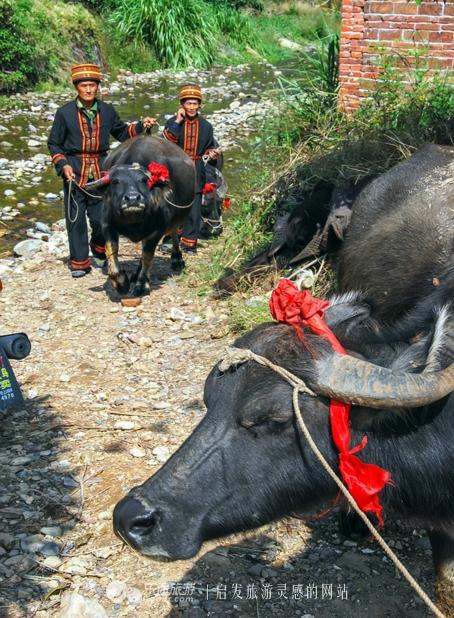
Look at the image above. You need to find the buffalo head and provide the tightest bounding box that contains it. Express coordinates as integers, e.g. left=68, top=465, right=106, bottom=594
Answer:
left=113, top=299, right=453, bottom=560
left=86, top=163, right=170, bottom=225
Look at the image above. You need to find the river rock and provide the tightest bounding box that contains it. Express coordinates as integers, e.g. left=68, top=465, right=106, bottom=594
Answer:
left=27, top=139, right=41, bottom=147
left=58, top=591, right=108, bottom=618
left=4, top=189, right=15, bottom=197
left=13, top=239, right=44, bottom=257
left=45, top=193, right=59, bottom=201
left=278, top=37, right=304, bottom=51
left=106, top=579, right=127, bottom=601
left=36, top=222, right=52, bottom=234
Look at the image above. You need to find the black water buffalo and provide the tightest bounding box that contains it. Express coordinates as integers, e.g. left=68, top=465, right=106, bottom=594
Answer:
left=338, top=144, right=454, bottom=320
left=113, top=144, right=454, bottom=615
left=86, top=135, right=195, bottom=296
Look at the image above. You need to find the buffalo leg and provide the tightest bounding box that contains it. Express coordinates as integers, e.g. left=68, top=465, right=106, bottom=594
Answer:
left=131, top=234, right=160, bottom=297
left=429, top=527, right=454, bottom=617
left=170, top=229, right=185, bottom=272
left=104, top=230, right=129, bottom=295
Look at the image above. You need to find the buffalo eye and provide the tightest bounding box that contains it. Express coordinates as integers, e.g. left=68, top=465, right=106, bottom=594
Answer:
left=111, top=178, right=121, bottom=186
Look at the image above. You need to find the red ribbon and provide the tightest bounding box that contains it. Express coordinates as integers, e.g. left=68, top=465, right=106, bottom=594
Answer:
left=202, top=182, right=217, bottom=194
left=146, top=162, right=170, bottom=189
left=269, top=278, right=392, bottom=526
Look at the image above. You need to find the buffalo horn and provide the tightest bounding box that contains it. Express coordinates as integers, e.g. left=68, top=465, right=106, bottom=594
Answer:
left=85, top=176, right=109, bottom=190
left=312, top=354, right=454, bottom=409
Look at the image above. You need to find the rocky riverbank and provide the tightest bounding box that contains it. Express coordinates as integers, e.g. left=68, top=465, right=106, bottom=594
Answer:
left=0, top=62, right=281, bottom=254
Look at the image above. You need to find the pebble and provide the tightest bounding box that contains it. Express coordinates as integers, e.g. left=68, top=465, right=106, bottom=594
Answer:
left=58, top=591, right=108, bottom=618
left=152, top=446, right=170, bottom=462
left=106, top=579, right=127, bottom=601
left=42, top=555, right=62, bottom=568
left=129, top=447, right=146, bottom=458
left=4, top=189, right=15, bottom=196
left=39, top=541, right=61, bottom=556
left=114, top=420, right=135, bottom=430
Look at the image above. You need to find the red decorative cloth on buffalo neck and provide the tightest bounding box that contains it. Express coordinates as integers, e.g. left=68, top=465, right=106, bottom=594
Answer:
left=147, top=162, right=170, bottom=189
left=202, top=182, right=217, bottom=194
left=269, top=278, right=392, bottom=526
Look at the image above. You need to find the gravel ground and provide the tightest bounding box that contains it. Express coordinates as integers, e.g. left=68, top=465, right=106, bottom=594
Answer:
left=0, top=238, right=438, bottom=618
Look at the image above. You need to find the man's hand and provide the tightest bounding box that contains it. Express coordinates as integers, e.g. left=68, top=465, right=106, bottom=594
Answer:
left=63, top=164, right=75, bottom=182
left=142, top=117, right=157, bottom=129
left=175, top=108, right=186, bottom=124
left=205, top=148, right=220, bottom=160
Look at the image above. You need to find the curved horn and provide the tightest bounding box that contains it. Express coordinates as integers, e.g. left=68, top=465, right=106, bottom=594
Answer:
left=85, top=174, right=110, bottom=190
left=312, top=354, right=454, bottom=409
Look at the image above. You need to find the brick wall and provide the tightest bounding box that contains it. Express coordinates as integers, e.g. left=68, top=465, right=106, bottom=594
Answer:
left=338, top=0, right=454, bottom=113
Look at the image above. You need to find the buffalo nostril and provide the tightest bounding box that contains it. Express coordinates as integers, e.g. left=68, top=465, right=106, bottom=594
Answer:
left=130, top=509, right=162, bottom=537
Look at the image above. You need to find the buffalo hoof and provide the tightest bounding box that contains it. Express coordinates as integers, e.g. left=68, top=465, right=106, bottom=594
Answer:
left=113, top=272, right=130, bottom=295
left=131, top=281, right=146, bottom=297
left=171, top=256, right=185, bottom=272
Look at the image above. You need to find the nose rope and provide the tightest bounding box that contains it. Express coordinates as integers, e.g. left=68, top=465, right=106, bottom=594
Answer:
left=219, top=347, right=446, bottom=618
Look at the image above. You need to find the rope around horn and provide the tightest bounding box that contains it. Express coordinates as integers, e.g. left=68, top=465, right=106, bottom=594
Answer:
left=220, top=347, right=446, bottom=618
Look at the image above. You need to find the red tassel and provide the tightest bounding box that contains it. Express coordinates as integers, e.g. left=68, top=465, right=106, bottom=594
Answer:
left=269, top=278, right=392, bottom=526
left=146, top=162, right=170, bottom=189
left=202, top=182, right=217, bottom=194
left=223, top=197, right=231, bottom=209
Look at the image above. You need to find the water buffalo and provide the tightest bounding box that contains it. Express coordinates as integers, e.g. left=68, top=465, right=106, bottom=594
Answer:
left=338, top=144, right=454, bottom=320
left=86, top=135, right=195, bottom=296
left=113, top=144, right=454, bottom=615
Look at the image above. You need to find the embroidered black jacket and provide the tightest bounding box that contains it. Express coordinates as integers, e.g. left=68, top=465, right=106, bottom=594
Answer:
left=48, top=99, right=144, bottom=186
left=163, top=114, right=215, bottom=191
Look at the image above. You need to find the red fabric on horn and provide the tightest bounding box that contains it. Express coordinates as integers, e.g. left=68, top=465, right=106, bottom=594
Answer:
left=269, top=278, right=392, bottom=526
left=147, top=162, right=170, bottom=189
left=101, top=171, right=110, bottom=184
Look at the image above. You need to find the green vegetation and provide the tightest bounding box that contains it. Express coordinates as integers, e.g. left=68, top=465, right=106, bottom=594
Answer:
left=195, top=52, right=453, bottom=306
left=0, top=0, right=99, bottom=92
left=0, top=0, right=338, bottom=92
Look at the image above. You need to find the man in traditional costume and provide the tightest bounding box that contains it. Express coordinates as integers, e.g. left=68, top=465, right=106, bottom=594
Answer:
left=163, top=84, right=219, bottom=254
left=48, top=63, right=156, bottom=277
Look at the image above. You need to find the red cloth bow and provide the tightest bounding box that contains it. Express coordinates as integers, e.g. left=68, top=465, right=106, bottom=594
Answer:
left=147, top=162, right=170, bottom=189
left=202, top=182, right=217, bottom=194
left=269, top=278, right=392, bottom=526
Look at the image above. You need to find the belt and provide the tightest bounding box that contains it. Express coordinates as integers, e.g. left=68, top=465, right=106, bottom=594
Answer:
left=74, top=152, right=108, bottom=158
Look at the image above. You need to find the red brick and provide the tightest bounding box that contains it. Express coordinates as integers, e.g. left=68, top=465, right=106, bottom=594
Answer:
left=367, top=2, right=393, bottom=13
left=445, top=3, right=454, bottom=16
left=392, top=2, right=418, bottom=15
left=418, top=3, right=443, bottom=16
left=429, top=31, right=454, bottom=43
left=379, top=28, right=402, bottom=40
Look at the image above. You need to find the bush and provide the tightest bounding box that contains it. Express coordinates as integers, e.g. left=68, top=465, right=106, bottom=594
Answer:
left=0, top=0, right=38, bottom=92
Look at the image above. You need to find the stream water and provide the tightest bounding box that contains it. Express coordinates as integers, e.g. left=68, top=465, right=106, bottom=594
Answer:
left=0, top=61, right=298, bottom=256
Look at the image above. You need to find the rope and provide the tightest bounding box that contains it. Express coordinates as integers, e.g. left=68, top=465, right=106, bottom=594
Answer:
left=201, top=215, right=223, bottom=232
left=164, top=195, right=194, bottom=210
left=219, top=347, right=447, bottom=618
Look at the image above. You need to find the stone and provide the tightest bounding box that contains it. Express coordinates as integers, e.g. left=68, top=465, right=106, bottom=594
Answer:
left=114, top=420, right=135, bottom=430
left=39, top=542, right=61, bottom=556
left=58, top=591, right=108, bottom=617
left=152, top=446, right=170, bottom=462
left=36, top=222, right=52, bottom=234
left=21, top=534, right=45, bottom=553
left=4, top=189, right=15, bottom=197
left=13, top=239, right=44, bottom=257
left=106, top=579, right=127, bottom=601
left=129, top=447, right=146, bottom=458
left=42, top=555, right=62, bottom=569
left=27, top=139, right=41, bottom=147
